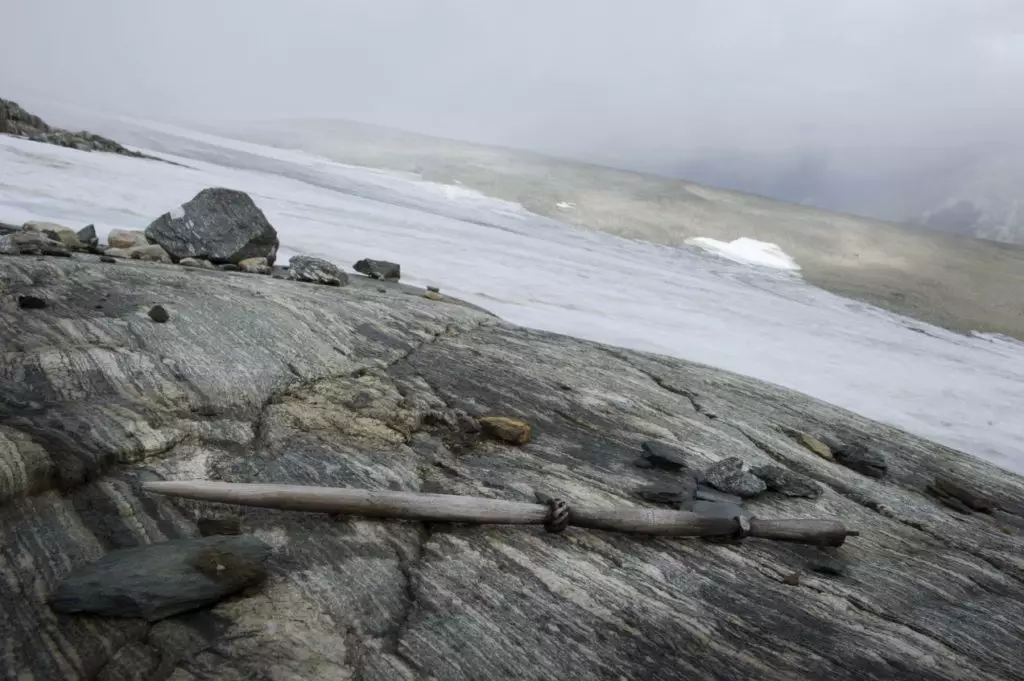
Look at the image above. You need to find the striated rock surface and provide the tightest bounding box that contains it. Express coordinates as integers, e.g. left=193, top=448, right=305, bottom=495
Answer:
left=0, top=256, right=1022, bottom=680
left=288, top=254, right=348, bottom=286
left=145, top=188, right=279, bottom=265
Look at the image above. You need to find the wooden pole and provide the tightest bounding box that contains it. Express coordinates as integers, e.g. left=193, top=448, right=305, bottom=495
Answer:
left=142, top=480, right=856, bottom=546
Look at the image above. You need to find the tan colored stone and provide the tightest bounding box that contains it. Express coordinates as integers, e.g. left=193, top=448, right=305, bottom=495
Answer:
left=107, top=228, right=148, bottom=249
left=479, top=416, right=532, bottom=445
left=239, top=257, right=272, bottom=275
left=423, top=291, right=443, bottom=301
left=780, top=426, right=834, bottom=461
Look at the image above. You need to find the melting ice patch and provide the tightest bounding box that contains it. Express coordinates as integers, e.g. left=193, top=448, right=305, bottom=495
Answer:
left=686, top=237, right=801, bottom=271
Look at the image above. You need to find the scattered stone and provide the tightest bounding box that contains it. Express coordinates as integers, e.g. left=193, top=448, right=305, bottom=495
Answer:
left=703, top=457, right=767, bottom=498
left=77, top=224, right=99, bottom=250
left=130, top=244, right=173, bottom=263
left=107, top=228, right=149, bottom=249
left=639, top=440, right=691, bottom=471
left=0, top=231, right=71, bottom=257
left=808, top=554, right=847, bottom=577
left=197, top=517, right=242, bottom=537
left=780, top=426, right=834, bottom=461
left=423, top=291, right=443, bottom=301
left=99, top=256, right=117, bottom=264
left=427, top=285, right=440, bottom=293
left=179, top=257, right=215, bottom=270
left=833, top=443, right=888, bottom=478
left=23, top=221, right=86, bottom=251
left=377, top=287, right=387, bottom=293
left=479, top=416, right=532, bottom=445
left=288, top=255, right=348, bottom=286
left=782, top=572, right=801, bottom=586
left=929, top=476, right=995, bottom=513
left=694, top=485, right=742, bottom=504
left=636, top=479, right=698, bottom=507
left=18, top=295, right=47, bottom=309
left=148, top=305, right=170, bottom=323
left=239, top=257, right=272, bottom=275
left=680, top=499, right=749, bottom=519
left=145, top=188, right=280, bottom=264
left=353, top=258, right=401, bottom=280
left=217, top=263, right=241, bottom=272
left=48, top=535, right=271, bottom=622
left=752, top=465, right=824, bottom=499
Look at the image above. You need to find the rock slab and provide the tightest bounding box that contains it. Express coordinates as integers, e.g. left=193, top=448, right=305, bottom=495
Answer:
left=288, top=255, right=348, bottom=286
left=145, top=188, right=279, bottom=265
left=48, top=535, right=271, bottom=622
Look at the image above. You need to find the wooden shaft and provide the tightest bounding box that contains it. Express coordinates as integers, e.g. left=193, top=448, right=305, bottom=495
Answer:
left=142, top=480, right=853, bottom=546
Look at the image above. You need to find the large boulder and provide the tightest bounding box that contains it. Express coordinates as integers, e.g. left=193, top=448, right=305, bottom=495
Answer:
left=145, top=188, right=280, bottom=265
left=22, top=221, right=86, bottom=251
left=353, top=258, right=401, bottom=281
left=0, top=230, right=70, bottom=257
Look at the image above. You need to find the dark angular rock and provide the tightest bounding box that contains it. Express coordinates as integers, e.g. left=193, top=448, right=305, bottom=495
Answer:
left=288, top=256, right=348, bottom=286
left=833, top=443, right=887, bottom=478
left=427, top=285, right=440, bottom=293
left=680, top=499, right=749, bottom=519
left=639, top=440, right=690, bottom=471
left=48, top=535, right=271, bottom=622
left=929, top=476, right=995, bottom=513
left=99, top=255, right=117, bottom=263
left=636, top=479, right=698, bottom=507
left=353, top=258, right=401, bottom=281
left=752, top=465, right=824, bottom=499
left=77, top=224, right=98, bottom=249
left=18, top=295, right=47, bottom=309
left=197, top=517, right=242, bottom=537
left=694, top=485, right=742, bottom=504
left=703, top=457, right=767, bottom=498
left=148, top=305, right=170, bottom=323
left=145, top=188, right=279, bottom=265
left=809, top=554, right=847, bottom=577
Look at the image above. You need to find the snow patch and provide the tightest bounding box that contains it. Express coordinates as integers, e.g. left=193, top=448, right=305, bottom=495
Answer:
left=168, top=204, right=185, bottom=220
left=556, top=201, right=576, bottom=210
left=686, top=237, right=801, bottom=271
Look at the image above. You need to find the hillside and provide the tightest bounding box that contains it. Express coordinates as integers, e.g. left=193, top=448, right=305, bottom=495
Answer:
left=211, top=118, right=1024, bottom=342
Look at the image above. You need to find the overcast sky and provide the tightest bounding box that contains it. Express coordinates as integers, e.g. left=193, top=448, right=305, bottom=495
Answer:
left=3, top=1, right=1024, bottom=179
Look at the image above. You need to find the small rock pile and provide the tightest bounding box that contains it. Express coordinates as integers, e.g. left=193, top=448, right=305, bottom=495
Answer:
left=0, top=97, right=161, bottom=161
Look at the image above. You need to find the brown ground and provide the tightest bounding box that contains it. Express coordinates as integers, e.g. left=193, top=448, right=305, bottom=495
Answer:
left=219, top=118, right=1024, bottom=341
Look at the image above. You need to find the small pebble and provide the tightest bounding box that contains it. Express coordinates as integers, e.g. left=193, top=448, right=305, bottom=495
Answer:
left=17, top=295, right=47, bottom=310
left=377, top=287, right=387, bottom=293
left=148, top=305, right=170, bottom=323
left=427, top=285, right=440, bottom=293
left=99, top=255, right=117, bottom=264
left=782, top=572, right=801, bottom=586
left=423, top=291, right=442, bottom=301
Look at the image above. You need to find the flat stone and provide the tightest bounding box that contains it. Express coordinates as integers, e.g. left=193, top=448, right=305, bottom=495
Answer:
left=929, top=476, right=995, bottom=513
left=680, top=499, right=749, bottom=519
left=353, top=258, right=401, bottom=281
left=130, top=244, right=173, bottom=263
left=48, top=535, right=271, bottom=622
left=639, top=440, right=690, bottom=471
left=107, top=228, right=149, bottom=249
left=239, top=257, right=272, bottom=275
left=809, top=554, right=847, bottom=577
left=694, top=485, right=743, bottom=504
left=197, top=517, right=242, bottom=537
left=145, top=188, right=279, bottom=264
left=479, top=416, right=531, bottom=445
left=288, top=256, right=348, bottom=286
left=635, top=479, right=698, bottom=507
left=703, top=457, right=767, bottom=498
left=99, top=256, right=117, bottom=264
left=18, top=295, right=47, bottom=309
left=834, top=443, right=888, bottom=478
left=752, top=465, right=824, bottom=499
left=148, top=305, right=170, bottom=323
left=780, top=426, right=834, bottom=461
left=179, top=257, right=215, bottom=270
